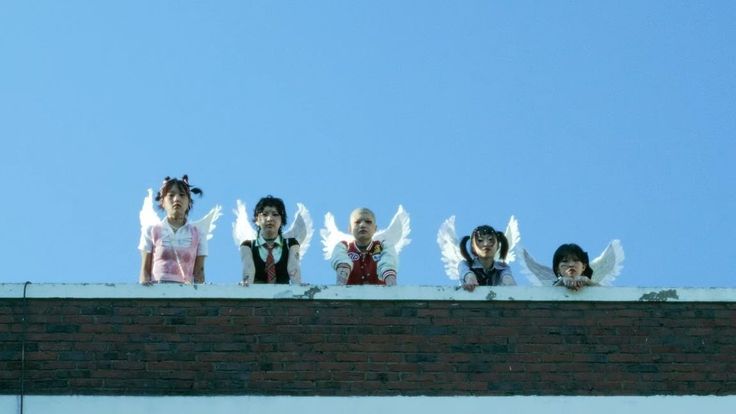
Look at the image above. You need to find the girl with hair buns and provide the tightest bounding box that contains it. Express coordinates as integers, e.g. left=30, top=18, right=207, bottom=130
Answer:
left=138, top=175, right=221, bottom=285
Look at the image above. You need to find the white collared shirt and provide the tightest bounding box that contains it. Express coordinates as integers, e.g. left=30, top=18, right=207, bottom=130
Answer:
left=240, top=233, right=301, bottom=284
left=458, top=258, right=515, bottom=286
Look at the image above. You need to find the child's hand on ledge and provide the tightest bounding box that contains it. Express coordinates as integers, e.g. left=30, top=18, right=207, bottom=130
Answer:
left=561, top=276, right=591, bottom=290
left=462, top=274, right=479, bottom=292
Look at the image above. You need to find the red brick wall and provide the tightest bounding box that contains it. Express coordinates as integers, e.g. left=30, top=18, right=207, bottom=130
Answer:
left=2, top=298, right=735, bottom=395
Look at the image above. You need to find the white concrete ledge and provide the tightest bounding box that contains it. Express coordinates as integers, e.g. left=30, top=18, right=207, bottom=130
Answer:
left=1, top=283, right=735, bottom=302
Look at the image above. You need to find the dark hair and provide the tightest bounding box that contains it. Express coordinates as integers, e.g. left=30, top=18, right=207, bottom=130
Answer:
left=459, top=225, right=509, bottom=264
left=552, top=243, right=593, bottom=278
left=253, top=195, right=288, bottom=233
left=155, top=175, right=203, bottom=215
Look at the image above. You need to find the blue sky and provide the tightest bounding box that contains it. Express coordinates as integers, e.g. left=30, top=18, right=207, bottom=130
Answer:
left=2, top=1, right=734, bottom=287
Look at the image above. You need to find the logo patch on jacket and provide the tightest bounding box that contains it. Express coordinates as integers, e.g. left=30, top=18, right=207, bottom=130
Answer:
left=371, top=243, right=383, bottom=262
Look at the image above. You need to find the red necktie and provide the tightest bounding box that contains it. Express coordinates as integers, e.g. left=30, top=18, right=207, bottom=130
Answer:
left=265, top=244, right=276, bottom=284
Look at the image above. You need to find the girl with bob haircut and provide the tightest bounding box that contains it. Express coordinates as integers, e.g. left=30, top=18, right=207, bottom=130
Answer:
left=138, top=175, right=221, bottom=285
left=520, top=240, right=624, bottom=288
left=552, top=243, right=593, bottom=290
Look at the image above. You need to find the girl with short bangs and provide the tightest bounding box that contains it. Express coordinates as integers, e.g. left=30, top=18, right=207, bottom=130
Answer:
left=138, top=175, right=221, bottom=284
left=519, top=240, right=624, bottom=289
left=553, top=243, right=593, bottom=290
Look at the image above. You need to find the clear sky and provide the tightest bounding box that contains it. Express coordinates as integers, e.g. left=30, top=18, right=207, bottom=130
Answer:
left=2, top=1, right=734, bottom=287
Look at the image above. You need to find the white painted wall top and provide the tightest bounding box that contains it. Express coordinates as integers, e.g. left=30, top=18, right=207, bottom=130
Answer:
left=1, top=283, right=734, bottom=302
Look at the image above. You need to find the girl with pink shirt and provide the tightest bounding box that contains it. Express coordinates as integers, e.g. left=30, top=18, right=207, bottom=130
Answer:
left=138, top=175, right=221, bottom=284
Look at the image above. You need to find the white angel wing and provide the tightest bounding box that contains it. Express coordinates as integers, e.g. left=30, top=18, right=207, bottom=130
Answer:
left=232, top=199, right=257, bottom=246
left=192, top=204, right=223, bottom=241
left=139, top=188, right=162, bottom=230
left=519, top=248, right=557, bottom=286
left=320, top=212, right=353, bottom=259
left=436, top=216, right=463, bottom=280
left=283, top=203, right=314, bottom=259
left=590, top=239, right=625, bottom=286
left=374, top=205, right=411, bottom=254
left=502, top=215, right=521, bottom=263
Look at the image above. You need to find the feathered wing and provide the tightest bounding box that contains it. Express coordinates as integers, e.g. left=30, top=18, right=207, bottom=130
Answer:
left=283, top=203, right=314, bottom=259
left=590, top=239, right=625, bottom=286
left=436, top=216, right=463, bottom=280
left=139, top=188, right=162, bottom=231
left=320, top=212, right=353, bottom=260
left=193, top=204, right=223, bottom=241
left=519, top=248, right=557, bottom=286
left=232, top=200, right=257, bottom=246
left=502, top=215, right=521, bottom=263
left=374, top=205, right=411, bottom=253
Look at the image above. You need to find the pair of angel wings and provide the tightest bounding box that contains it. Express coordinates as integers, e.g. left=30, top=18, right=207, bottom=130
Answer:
left=320, top=205, right=411, bottom=260
left=231, top=200, right=314, bottom=259
left=436, top=215, right=521, bottom=280
left=139, top=189, right=223, bottom=240
left=519, top=240, right=625, bottom=286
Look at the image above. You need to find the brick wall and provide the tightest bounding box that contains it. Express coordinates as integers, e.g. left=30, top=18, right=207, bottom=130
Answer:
left=1, top=285, right=735, bottom=396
